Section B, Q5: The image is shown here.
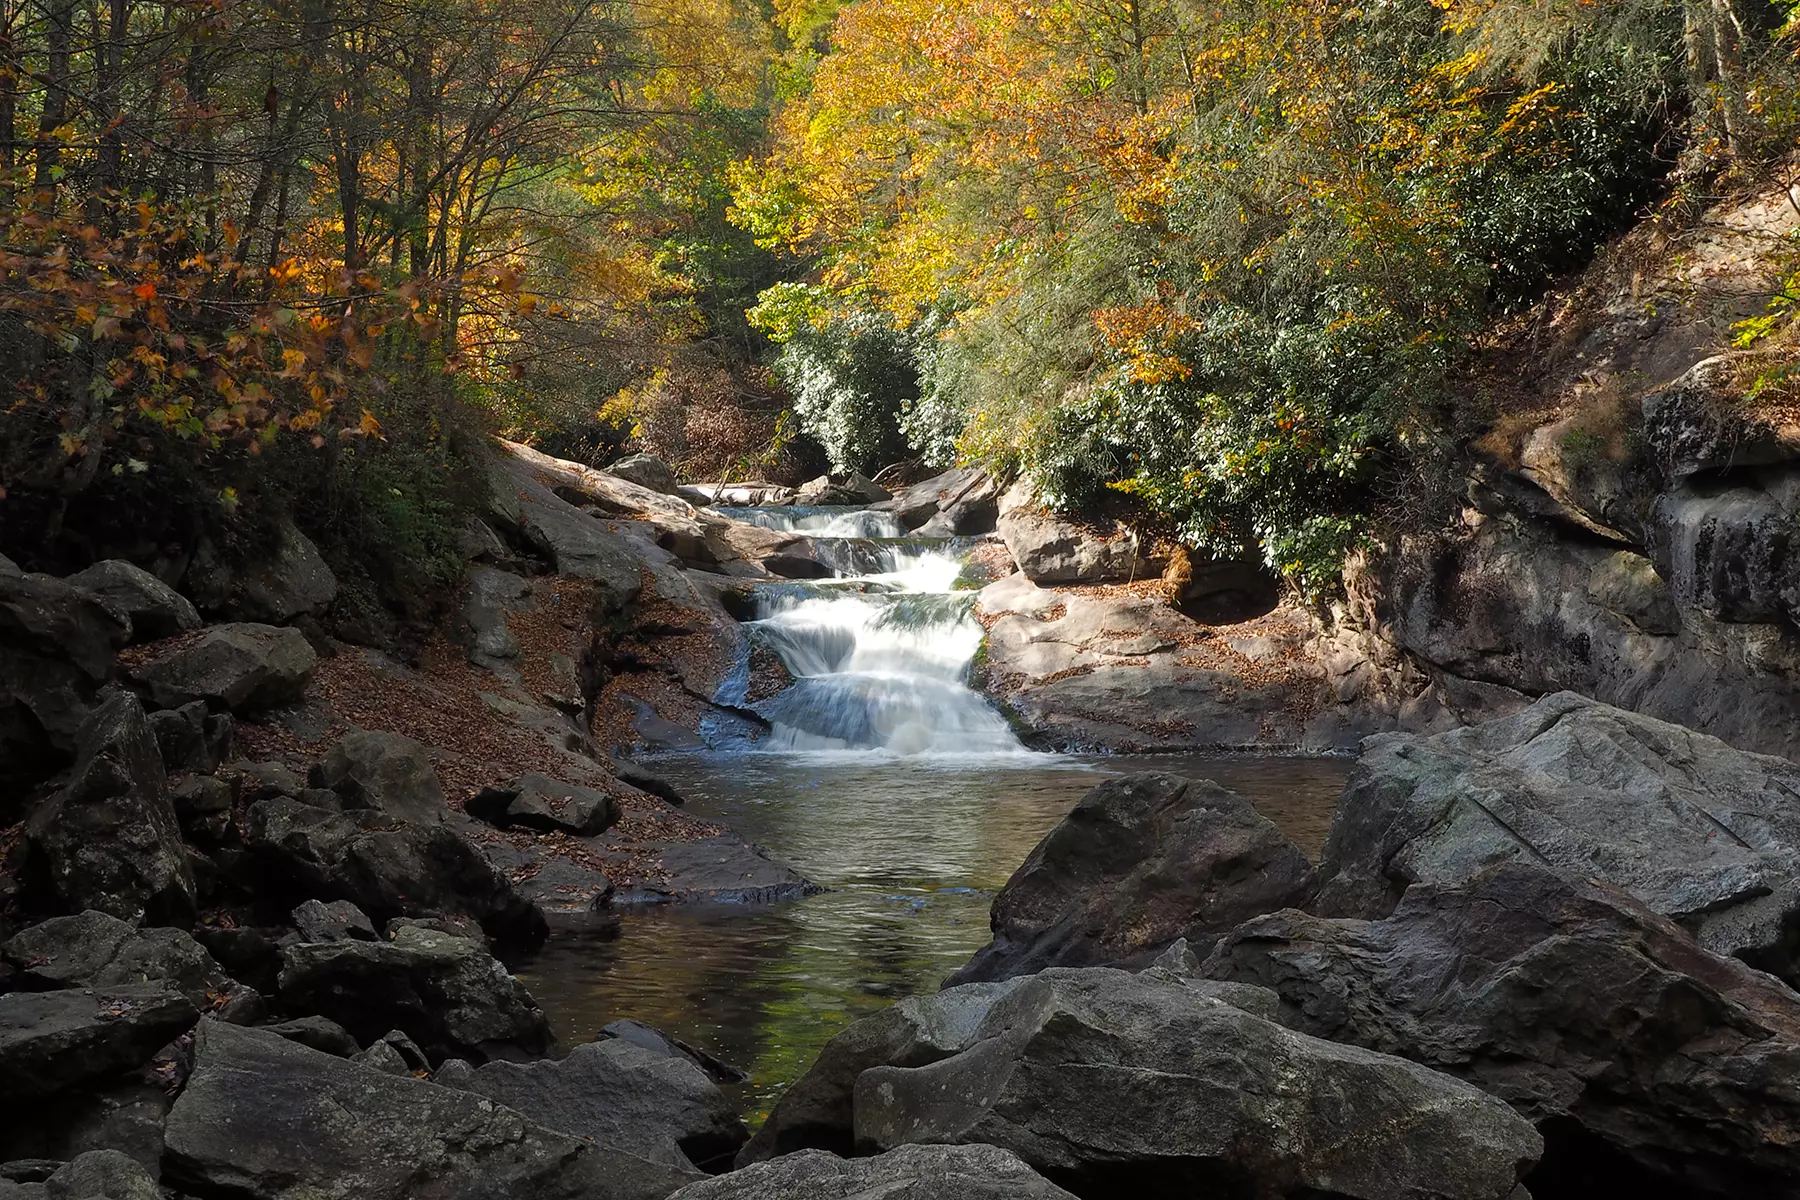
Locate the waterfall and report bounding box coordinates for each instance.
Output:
[730,507,1026,756]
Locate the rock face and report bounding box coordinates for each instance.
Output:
[853,967,1539,1199]
[468,773,620,837]
[230,519,339,623]
[609,454,683,496]
[1206,863,1800,1197]
[995,482,1155,583]
[127,623,317,713]
[438,1040,747,1172]
[0,570,128,784]
[2,910,225,1000]
[290,898,378,943]
[672,1145,1079,1200]
[164,1019,698,1200]
[276,923,553,1063]
[949,774,1315,985]
[65,561,201,642]
[311,730,449,826]
[23,693,196,926]
[0,987,198,1097]
[1317,691,1800,981]
[245,797,546,947]
[738,979,1028,1165]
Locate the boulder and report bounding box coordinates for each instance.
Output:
[2,911,226,1001]
[609,454,683,496]
[276,923,553,1063]
[261,1016,360,1058]
[949,774,1315,985]
[671,1145,1078,1200]
[245,797,546,948]
[65,561,201,643]
[168,775,234,844]
[127,624,317,713]
[41,1151,159,1200]
[599,1020,745,1084]
[738,979,1026,1165]
[146,700,232,775]
[1206,863,1800,1197]
[488,455,647,616]
[1317,691,1800,980]
[0,1086,171,1182]
[0,987,198,1097]
[230,519,338,624]
[995,482,1153,584]
[459,566,530,672]
[311,730,448,826]
[353,1029,430,1076]
[889,467,1003,535]
[437,1039,747,1172]
[163,1020,699,1200]
[290,898,377,943]
[23,693,195,926]
[796,473,891,506]
[0,571,129,783]
[854,967,1541,1199]
[467,773,620,837]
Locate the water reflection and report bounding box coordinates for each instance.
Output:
[515,752,1350,1111]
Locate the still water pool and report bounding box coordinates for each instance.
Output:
[516,751,1350,1113]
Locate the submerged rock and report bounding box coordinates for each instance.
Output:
[1317,691,1800,981]
[1207,863,1800,1197]
[950,773,1315,984]
[164,1020,697,1200]
[854,967,1540,1200]
[673,1145,1078,1200]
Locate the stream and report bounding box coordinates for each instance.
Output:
[518,504,1351,1117]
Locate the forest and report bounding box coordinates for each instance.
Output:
[0,0,1796,626]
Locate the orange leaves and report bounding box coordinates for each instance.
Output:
[1095,301,1198,385]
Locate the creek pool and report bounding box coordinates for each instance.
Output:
[515,750,1350,1115]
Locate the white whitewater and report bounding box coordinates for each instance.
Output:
[733,506,1025,756]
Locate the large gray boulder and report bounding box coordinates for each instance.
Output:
[277,923,552,1064]
[995,482,1154,584]
[608,454,683,496]
[245,797,546,948]
[467,774,620,837]
[23,693,195,926]
[231,519,338,623]
[489,456,646,616]
[893,467,1003,536]
[163,1020,698,1200]
[1317,691,1800,981]
[2,910,227,1002]
[40,1150,160,1200]
[0,571,128,783]
[126,623,316,713]
[949,774,1314,985]
[65,561,201,642]
[0,987,198,1098]
[853,967,1540,1200]
[738,979,1027,1165]
[672,1145,1078,1200]
[312,730,448,826]
[436,1040,746,1172]
[1206,863,1800,1197]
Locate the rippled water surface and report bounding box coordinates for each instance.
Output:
[517,751,1350,1111]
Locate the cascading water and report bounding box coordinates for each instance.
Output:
[721,505,1026,756]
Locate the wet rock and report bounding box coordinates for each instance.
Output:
[23,693,195,926]
[1206,863,1800,1197]
[609,454,683,496]
[65,561,200,643]
[310,730,448,826]
[854,967,1540,1200]
[261,1016,359,1058]
[2,911,226,1001]
[146,700,232,776]
[672,1144,1079,1200]
[468,774,620,837]
[276,923,553,1063]
[0,571,129,784]
[0,987,198,1097]
[127,624,317,714]
[949,773,1315,985]
[599,1020,745,1084]
[438,1040,747,1172]
[245,797,547,948]
[41,1150,159,1200]
[995,482,1153,584]
[230,520,338,624]
[1317,691,1800,980]
[738,979,1026,1165]
[290,899,377,943]
[164,1019,699,1200]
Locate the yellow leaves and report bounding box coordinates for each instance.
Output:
[357,409,384,438]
